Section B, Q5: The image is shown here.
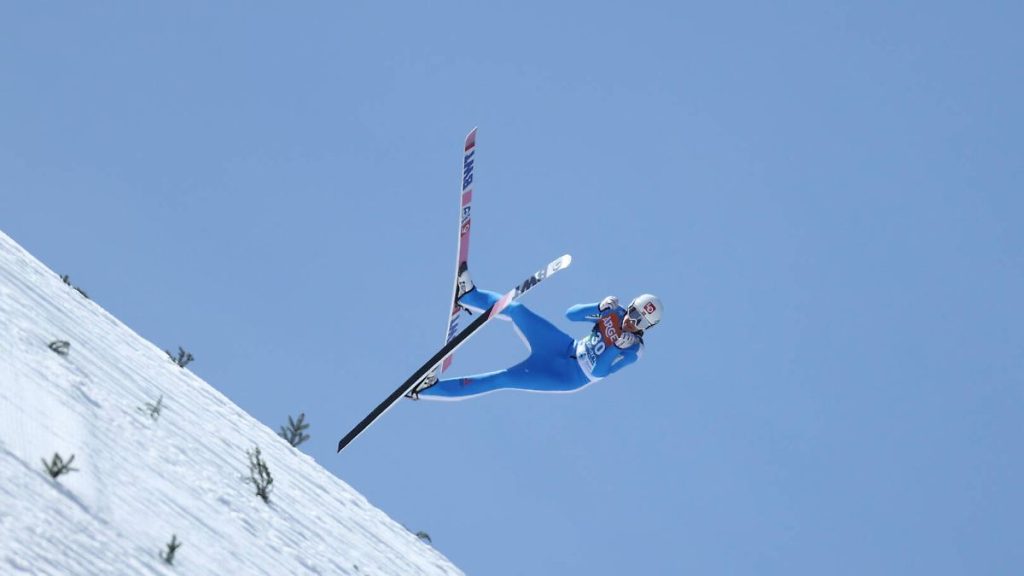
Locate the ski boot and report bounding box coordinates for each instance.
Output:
[405,370,438,401]
[455,262,477,314]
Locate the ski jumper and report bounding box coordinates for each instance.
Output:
[417,289,643,400]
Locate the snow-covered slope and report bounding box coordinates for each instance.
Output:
[0,230,461,576]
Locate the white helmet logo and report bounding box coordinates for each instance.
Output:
[629,294,663,330]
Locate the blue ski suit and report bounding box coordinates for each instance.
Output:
[418,289,643,400]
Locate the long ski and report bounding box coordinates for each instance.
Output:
[337,254,572,453]
[441,127,478,373]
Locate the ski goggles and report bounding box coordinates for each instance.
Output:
[627,306,655,330]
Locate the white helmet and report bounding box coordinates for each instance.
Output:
[627,294,663,330]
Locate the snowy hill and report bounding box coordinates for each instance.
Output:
[0,230,462,575]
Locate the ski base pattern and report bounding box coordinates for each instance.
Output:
[442,127,477,373]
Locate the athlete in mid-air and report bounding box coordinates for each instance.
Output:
[410,265,663,400]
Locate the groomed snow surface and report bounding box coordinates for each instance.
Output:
[0,231,462,576]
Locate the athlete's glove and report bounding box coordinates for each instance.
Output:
[614,332,638,349]
[599,296,619,312]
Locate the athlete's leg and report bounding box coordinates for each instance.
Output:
[417,357,584,400]
[459,288,573,357]
[501,303,574,357]
[457,288,501,313]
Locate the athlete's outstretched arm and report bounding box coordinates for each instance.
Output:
[565,302,602,322]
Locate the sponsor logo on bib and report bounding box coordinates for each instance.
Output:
[599,312,623,347]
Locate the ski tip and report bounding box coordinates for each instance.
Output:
[552,254,572,272]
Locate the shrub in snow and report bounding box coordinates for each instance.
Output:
[165,347,194,368]
[42,453,78,479]
[401,524,433,545]
[139,395,164,421]
[60,275,89,299]
[159,534,182,565]
[246,446,274,503]
[49,340,70,356]
[279,412,310,448]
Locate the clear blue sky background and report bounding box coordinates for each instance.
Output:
[3,2,1022,574]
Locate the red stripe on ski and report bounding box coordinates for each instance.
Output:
[490,293,515,318]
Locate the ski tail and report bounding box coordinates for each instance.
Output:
[336,254,572,453]
[441,127,477,374]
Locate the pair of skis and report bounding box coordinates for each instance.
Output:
[337,129,571,453]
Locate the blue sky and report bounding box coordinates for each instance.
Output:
[3,2,1022,574]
